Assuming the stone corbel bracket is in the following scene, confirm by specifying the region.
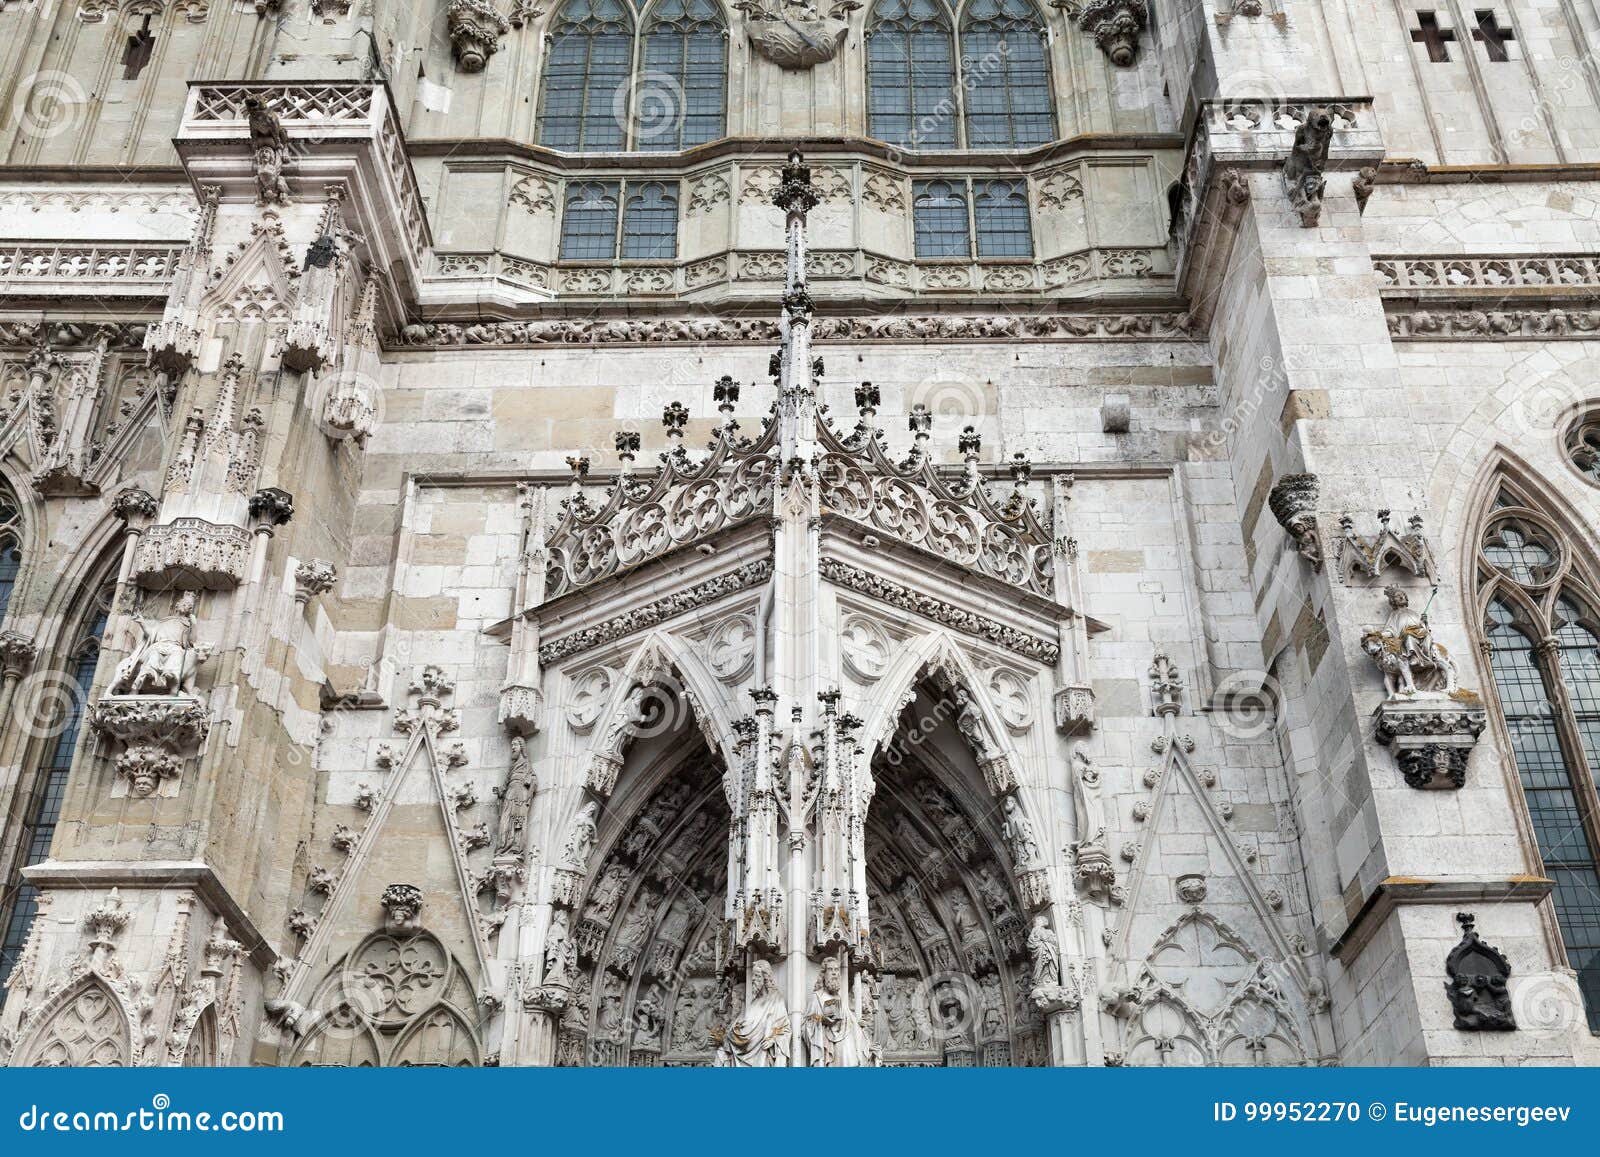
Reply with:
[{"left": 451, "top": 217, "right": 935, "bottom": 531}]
[
  {"left": 90, "top": 696, "right": 211, "bottom": 798},
  {"left": 173, "top": 82, "right": 433, "bottom": 311},
  {"left": 1052, "top": 0, "right": 1148, "bottom": 66},
  {"left": 448, "top": 0, "right": 511, "bottom": 73},
  {"left": 1170, "top": 98, "right": 1385, "bottom": 324},
  {"left": 1267, "top": 472, "right": 1322, "bottom": 572}
]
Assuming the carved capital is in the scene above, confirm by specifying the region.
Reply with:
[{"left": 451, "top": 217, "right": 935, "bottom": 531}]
[
  {"left": 248, "top": 486, "right": 296, "bottom": 531},
  {"left": 112, "top": 486, "right": 159, "bottom": 528},
  {"left": 0, "top": 631, "right": 38, "bottom": 680},
  {"left": 293, "top": 558, "right": 337, "bottom": 605}
]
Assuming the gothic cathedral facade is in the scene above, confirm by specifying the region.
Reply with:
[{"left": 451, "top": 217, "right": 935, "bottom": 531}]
[{"left": 0, "top": 0, "right": 1597, "bottom": 1068}]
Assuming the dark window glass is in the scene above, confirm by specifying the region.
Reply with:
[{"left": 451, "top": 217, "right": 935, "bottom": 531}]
[
  {"left": 962, "top": 0, "right": 1053, "bottom": 149},
  {"left": 538, "top": 0, "right": 635, "bottom": 152},
  {"left": 973, "top": 178, "right": 1032, "bottom": 256},
  {"left": 0, "top": 484, "right": 17, "bottom": 626},
  {"left": 560, "top": 181, "right": 623, "bottom": 260},
  {"left": 640, "top": 0, "right": 727, "bottom": 150},
  {"left": 0, "top": 588, "right": 111, "bottom": 997},
  {"left": 867, "top": 0, "right": 957, "bottom": 150},
  {"left": 913, "top": 178, "right": 970, "bottom": 258},
  {"left": 622, "top": 181, "right": 680, "bottom": 259},
  {"left": 1485, "top": 596, "right": 1600, "bottom": 1029}
]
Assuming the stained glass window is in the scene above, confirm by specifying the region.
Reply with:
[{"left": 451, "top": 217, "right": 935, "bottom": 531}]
[
  {"left": 961, "top": 0, "right": 1053, "bottom": 149},
  {"left": 538, "top": 0, "right": 635, "bottom": 152},
  {"left": 867, "top": 0, "right": 958, "bottom": 150},
  {"left": 639, "top": 0, "right": 726, "bottom": 150}
]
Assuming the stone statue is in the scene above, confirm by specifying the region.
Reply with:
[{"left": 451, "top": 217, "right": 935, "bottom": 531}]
[
  {"left": 557, "top": 801, "right": 600, "bottom": 871},
  {"left": 1361, "top": 585, "right": 1459, "bottom": 697},
  {"left": 897, "top": 876, "right": 943, "bottom": 941},
  {"left": 803, "top": 956, "right": 874, "bottom": 1066},
  {"left": 494, "top": 737, "right": 537, "bottom": 856},
  {"left": 543, "top": 907, "right": 575, "bottom": 986},
  {"left": 1026, "top": 914, "right": 1062, "bottom": 987},
  {"left": 1001, "top": 794, "right": 1042, "bottom": 868},
  {"left": 109, "top": 591, "right": 210, "bottom": 698},
  {"left": 714, "top": 959, "right": 790, "bottom": 1067}
]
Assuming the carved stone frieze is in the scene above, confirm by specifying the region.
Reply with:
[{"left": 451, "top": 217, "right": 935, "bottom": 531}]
[
  {"left": 394, "top": 311, "right": 1193, "bottom": 348},
  {"left": 538, "top": 562, "right": 774, "bottom": 664},
  {"left": 820, "top": 559, "right": 1058, "bottom": 664}
]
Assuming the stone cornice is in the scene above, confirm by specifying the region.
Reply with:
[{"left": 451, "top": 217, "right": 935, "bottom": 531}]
[
  {"left": 1329, "top": 874, "right": 1554, "bottom": 964},
  {"left": 20, "top": 860, "right": 278, "bottom": 970},
  {"left": 403, "top": 131, "right": 1186, "bottom": 169}
]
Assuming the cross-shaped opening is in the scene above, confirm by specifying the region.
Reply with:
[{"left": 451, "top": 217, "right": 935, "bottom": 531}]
[
  {"left": 1410, "top": 10, "right": 1456, "bottom": 61},
  {"left": 122, "top": 14, "right": 156, "bottom": 80},
  {"left": 1472, "top": 9, "right": 1515, "bottom": 61}
]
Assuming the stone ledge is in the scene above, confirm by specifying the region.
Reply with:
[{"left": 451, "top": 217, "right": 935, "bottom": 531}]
[
  {"left": 20, "top": 859, "right": 277, "bottom": 970},
  {"left": 1330, "top": 875, "right": 1553, "bottom": 965}
]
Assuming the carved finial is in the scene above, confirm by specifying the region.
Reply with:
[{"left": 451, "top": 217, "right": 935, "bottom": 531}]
[
  {"left": 714, "top": 375, "right": 740, "bottom": 419},
  {"left": 773, "top": 148, "right": 820, "bottom": 216},
  {"left": 855, "top": 382, "right": 879, "bottom": 425},
  {"left": 566, "top": 455, "right": 590, "bottom": 482},
  {"left": 615, "top": 430, "right": 640, "bottom": 470},
  {"left": 662, "top": 402, "right": 689, "bottom": 458}
]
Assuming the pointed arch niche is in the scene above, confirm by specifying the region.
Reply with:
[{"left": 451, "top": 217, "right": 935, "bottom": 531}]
[
  {"left": 1470, "top": 468, "right": 1600, "bottom": 1028},
  {"left": 865, "top": 674, "right": 1051, "bottom": 1066},
  {"left": 548, "top": 683, "right": 732, "bottom": 1068}
]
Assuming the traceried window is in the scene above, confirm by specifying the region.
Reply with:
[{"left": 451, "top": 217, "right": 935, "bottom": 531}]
[
  {"left": 913, "top": 177, "right": 1032, "bottom": 258},
  {"left": 1476, "top": 486, "right": 1600, "bottom": 1028},
  {"left": 912, "top": 179, "right": 970, "bottom": 257},
  {"left": 972, "top": 178, "right": 1032, "bottom": 255},
  {"left": 639, "top": 0, "right": 727, "bottom": 151},
  {"left": 560, "top": 181, "right": 623, "bottom": 259},
  {"left": 621, "top": 181, "right": 680, "bottom": 258},
  {"left": 0, "top": 580, "right": 114, "bottom": 998},
  {"left": 961, "top": 0, "right": 1053, "bottom": 149},
  {"left": 538, "top": 0, "right": 635, "bottom": 152},
  {"left": 867, "top": 0, "right": 958, "bottom": 150},
  {"left": 0, "top": 482, "right": 20, "bottom": 626},
  {"left": 1564, "top": 408, "right": 1600, "bottom": 488},
  {"left": 560, "top": 179, "right": 681, "bottom": 261}
]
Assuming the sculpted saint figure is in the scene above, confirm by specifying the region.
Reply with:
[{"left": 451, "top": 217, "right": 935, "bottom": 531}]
[
  {"left": 1001, "top": 794, "right": 1042, "bottom": 868},
  {"left": 110, "top": 591, "right": 210, "bottom": 697},
  {"left": 714, "top": 959, "right": 790, "bottom": 1067},
  {"left": 803, "top": 956, "right": 875, "bottom": 1066},
  {"left": 558, "top": 801, "right": 600, "bottom": 871},
  {"left": 1026, "top": 914, "right": 1062, "bottom": 987},
  {"left": 494, "top": 737, "right": 537, "bottom": 856}
]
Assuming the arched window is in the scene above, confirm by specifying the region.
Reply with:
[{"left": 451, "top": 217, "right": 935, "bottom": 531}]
[
  {"left": 621, "top": 181, "right": 680, "bottom": 258},
  {"left": 538, "top": 0, "right": 635, "bottom": 152},
  {"left": 961, "top": 0, "right": 1053, "bottom": 148},
  {"left": 0, "top": 579, "right": 114, "bottom": 997},
  {"left": 1475, "top": 485, "right": 1600, "bottom": 1028},
  {"left": 0, "top": 481, "right": 20, "bottom": 626},
  {"left": 639, "top": 0, "right": 727, "bottom": 151},
  {"left": 867, "top": 0, "right": 958, "bottom": 150}
]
